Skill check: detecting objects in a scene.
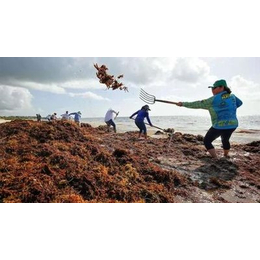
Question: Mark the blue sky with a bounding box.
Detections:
[0,57,259,117]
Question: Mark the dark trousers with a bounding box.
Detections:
[105,119,116,132]
[135,120,147,134]
[204,127,236,150]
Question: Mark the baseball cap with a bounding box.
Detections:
[143,105,151,111]
[208,79,227,89]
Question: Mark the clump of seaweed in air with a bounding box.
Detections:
[94,63,128,92]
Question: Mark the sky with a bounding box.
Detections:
[0,57,260,118]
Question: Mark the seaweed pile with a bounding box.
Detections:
[0,120,186,203]
[0,120,259,203]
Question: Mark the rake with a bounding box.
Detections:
[130,118,164,131]
[140,88,178,105]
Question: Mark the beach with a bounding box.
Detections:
[83,115,260,144]
[0,119,259,203]
[2,115,259,144]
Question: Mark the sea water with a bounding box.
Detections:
[82,115,260,144]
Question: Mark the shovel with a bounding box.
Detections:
[140,88,178,105]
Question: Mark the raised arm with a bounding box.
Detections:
[130,111,139,119]
[181,96,214,110]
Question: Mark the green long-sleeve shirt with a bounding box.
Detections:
[182,91,243,129]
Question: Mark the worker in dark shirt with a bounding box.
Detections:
[130,105,153,139]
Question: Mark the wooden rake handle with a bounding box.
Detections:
[155,99,179,105]
[130,118,165,132]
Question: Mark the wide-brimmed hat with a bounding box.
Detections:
[208,79,227,89]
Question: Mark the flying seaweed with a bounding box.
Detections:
[94,63,128,92]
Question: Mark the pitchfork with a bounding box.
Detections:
[140,88,178,105]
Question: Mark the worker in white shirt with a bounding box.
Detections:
[61,111,70,120]
[104,108,119,133]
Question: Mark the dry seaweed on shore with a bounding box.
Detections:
[0,120,185,203]
[0,120,259,203]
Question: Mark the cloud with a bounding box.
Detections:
[0,57,96,84]
[230,75,260,100]
[8,78,105,94]
[115,57,163,84]
[0,57,213,94]
[0,85,33,111]
[68,91,110,101]
[171,58,211,83]
[61,78,104,90]
[115,57,212,88]
[1,58,259,117]
[13,80,66,94]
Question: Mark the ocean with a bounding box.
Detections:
[82,115,260,144]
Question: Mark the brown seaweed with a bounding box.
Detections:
[0,120,259,203]
[93,63,128,92]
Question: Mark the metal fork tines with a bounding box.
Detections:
[139,88,155,104]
